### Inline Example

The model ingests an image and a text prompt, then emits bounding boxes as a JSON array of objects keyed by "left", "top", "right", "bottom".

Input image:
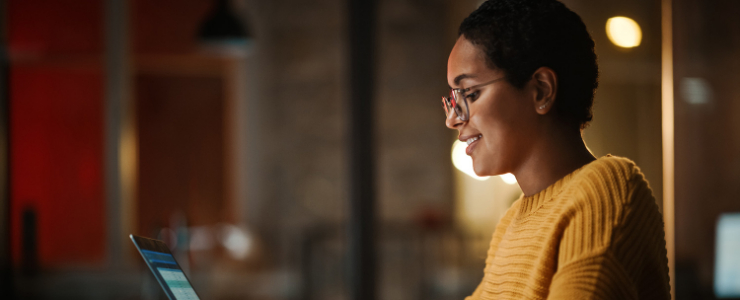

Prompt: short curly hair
[{"left": 459, "top": 0, "right": 599, "bottom": 129}]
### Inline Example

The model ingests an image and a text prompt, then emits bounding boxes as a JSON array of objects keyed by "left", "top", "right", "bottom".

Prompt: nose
[{"left": 445, "top": 110, "right": 464, "bottom": 129}]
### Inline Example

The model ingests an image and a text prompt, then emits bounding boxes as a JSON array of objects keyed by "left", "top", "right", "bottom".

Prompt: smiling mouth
[{"left": 465, "top": 134, "right": 482, "bottom": 155}]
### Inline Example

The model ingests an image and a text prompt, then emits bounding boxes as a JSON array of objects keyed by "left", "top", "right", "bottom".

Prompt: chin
[
  {"left": 472, "top": 161, "right": 495, "bottom": 177},
  {"left": 472, "top": 157, "right": 504, "bottom": 177}
]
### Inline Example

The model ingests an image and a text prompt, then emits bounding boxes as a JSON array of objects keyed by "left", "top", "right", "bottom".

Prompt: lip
[
  {"left": 459, "top": 134, "right": 482, "bottom": 156},
  {"left": 465, "top": 139, "right": 479, "bottom": 156}
]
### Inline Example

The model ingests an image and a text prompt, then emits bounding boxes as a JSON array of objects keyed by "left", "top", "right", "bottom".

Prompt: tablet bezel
[{"left": 130, "top": 234, "right": 202, "bottom": 300}]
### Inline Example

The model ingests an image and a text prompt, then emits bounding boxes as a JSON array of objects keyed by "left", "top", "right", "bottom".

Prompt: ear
[{"left": 531, "top": 67, "right": 557, "bottom": 115}]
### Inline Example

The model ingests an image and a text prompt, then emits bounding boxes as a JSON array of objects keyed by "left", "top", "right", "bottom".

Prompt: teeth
[{"left": 466, "top": 135, "right": 481, "bottom": 145}]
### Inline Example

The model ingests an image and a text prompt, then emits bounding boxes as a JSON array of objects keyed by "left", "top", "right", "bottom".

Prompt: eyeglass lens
[
  {"left": 443, "top": 89, "right": 470, "bottom": 120},
  {"left": 453, "top": 90, "right": 468, "bottom": 120}
]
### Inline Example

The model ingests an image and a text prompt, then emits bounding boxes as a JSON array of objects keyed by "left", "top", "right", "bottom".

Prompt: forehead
[{"left": 447, "top": 37, "right": 495, "bottom": 87}]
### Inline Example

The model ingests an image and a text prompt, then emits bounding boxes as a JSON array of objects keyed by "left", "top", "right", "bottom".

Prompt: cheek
[
  {"left": 475, "top": 100, "right": 529, "bottom": 156},
  {"left": 477, "top": 107, "right": 519, "bottom": 144},
  {"left": 480, "top": 122, "right": 515, "bottom": 159}
]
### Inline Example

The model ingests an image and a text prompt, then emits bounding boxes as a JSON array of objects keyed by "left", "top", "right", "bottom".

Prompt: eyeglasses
[{"left": 442, "top": 77, "right": 506, "bottom": 121}]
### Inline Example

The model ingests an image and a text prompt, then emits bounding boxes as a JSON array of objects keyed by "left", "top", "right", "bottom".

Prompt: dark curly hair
[{"left": 459, "top": 0, "right": 599, "bottom": 130}]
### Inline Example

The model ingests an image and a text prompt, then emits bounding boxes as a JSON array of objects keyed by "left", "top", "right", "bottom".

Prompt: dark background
[{"left": 1, "top": 0, "right": 739, "bottom": 299}]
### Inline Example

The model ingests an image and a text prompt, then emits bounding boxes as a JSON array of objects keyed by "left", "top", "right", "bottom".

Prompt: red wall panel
[
  {"left": 9, "top": 0, "right": 105, "bottom": 267},
  {"left": 8, "top": 0, "right": 103, "bottom": 55},
  {"left": 11, "top": 66, "right": 105, "bottom": 266}
]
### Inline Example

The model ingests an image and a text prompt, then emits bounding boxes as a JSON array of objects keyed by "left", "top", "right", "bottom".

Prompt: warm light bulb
[
  {"left": 451, "top": 140, "right": 489, "bottom": 181},
  {"left": 500, "top": 173, "right": 517, "bottom": 185},
  {"left": 606, "top": 16, "right": 642, "bottom": 48}
]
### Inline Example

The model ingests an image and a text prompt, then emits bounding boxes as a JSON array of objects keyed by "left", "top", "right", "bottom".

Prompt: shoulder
[
  {"left": 560, "top": 155, "right": 654, "bottom": 217},
  {"left": 577, "top": 155, "right": 639, "bottom": 185},
  {"left": 568, "top": 155, "right": 648, "bottom": 200}
]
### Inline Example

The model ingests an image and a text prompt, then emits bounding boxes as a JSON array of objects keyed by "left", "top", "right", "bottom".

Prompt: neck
[{"left": 514, "top": 125, "right": 596, "bottom": 197}]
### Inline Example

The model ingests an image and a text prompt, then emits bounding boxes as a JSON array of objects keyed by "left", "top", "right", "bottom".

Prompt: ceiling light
[{"left": 606, "top": 16, "right": 642, "bottom": 48}]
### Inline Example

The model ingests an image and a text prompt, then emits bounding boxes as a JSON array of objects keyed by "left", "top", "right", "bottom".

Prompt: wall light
[
  {"left": 451, "top": 140, "right": 518, "bottom": 184},
  {"left": 451, "top": 140, "right": 489, "bottom": 181},
  {"left": 500, "top": 173, "right": 517, "bottom": 185},
  {"left": 606, "top": 16, "right": 642, "bottom": 48}
]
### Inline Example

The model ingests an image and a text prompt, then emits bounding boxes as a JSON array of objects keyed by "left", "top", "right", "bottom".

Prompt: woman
[{"left": 443, "top": 0, "right": 671, "bottom": 299}]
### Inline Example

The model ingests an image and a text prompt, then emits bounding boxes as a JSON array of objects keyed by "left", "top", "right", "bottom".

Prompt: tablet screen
[
  {"left": 141, "top": 250, "right": 200, "bottom": 300},
  {"left": 131, "top": 235, "right": 201, "bottom": 300},
  {"left": 715, "top": 213, "right": 740, "bottom": 298}
]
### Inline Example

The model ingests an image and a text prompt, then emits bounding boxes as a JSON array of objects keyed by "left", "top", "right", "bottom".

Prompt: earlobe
[{"left": 532, "top": 67, "right": 557, "bottom": 115}]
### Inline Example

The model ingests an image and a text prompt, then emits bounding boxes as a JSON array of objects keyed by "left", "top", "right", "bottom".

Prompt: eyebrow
[{"left": 452, "top": 73, "right": 476, "bottom": 87}]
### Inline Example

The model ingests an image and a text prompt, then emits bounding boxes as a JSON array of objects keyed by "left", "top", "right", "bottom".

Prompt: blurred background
[{"left": 0, "top": 0, "right": 739, "bottom": 299}]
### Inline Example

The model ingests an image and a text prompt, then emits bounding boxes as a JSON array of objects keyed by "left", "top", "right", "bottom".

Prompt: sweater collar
[{"left": 517, "top": 156, "right": 604, "bottom": 216}]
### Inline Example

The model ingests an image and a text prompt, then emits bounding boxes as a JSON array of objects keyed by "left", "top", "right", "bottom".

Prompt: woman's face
[{"left": 446, "top": 37, "right": 541, "bottom": 176}]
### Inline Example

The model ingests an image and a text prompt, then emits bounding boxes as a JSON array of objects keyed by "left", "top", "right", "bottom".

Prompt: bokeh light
[
  {"left": 500, "top": 173, "right": 517, "bottom": 185},
  {"left": 606, "top": 16, "right": 642, "bottom": 48},
  {"left": 451, "top": 140, "right": 490, "bottom": 181}
]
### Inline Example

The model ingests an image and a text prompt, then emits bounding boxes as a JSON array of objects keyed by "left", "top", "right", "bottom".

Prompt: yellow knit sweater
[{"left": 466, "top": 155, "right": 671, "bottom": 300}]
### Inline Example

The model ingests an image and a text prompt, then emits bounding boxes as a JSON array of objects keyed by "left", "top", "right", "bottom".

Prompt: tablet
[
  {"left": 130, "top": 234, "right": 202, "bottom": 300},
  {"left": 715, "top": 213, "right": 740, "bottom": 298}
]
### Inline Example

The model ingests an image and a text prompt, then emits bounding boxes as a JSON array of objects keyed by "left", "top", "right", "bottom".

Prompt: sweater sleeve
[
  {"left": 464, "top": 199, "right": 522, "bottom": 300},
  {"left": 547, "top": 250, "right": 639, "bottom": 299},
  {"left": 546, "top": 161, "right": 670, "bottom": 300},
  {"left": 464, "top": 282, "right": 484, "bottom": 300}
]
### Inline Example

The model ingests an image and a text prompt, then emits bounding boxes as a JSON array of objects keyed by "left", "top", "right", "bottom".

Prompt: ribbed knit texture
[{"left": 465, "top": 155, "right": 671, "bottom": 300}]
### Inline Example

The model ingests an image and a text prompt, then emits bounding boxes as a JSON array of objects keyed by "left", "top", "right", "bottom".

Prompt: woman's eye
[{"left": 465, "top": 91, "right": 480, "bottom": 101}]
